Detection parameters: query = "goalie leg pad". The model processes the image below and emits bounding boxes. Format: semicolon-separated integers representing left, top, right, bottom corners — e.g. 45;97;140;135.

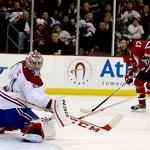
22;117;56;142
51;99;72;127
21;120;44;143
41;117;56;140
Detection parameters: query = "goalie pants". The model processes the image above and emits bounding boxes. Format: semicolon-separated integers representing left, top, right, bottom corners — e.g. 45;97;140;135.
0;108;39;130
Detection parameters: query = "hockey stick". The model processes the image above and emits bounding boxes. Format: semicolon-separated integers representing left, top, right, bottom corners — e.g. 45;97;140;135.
81;70;140;113
79;97;133;119
80;82;127;113
11;96;123;134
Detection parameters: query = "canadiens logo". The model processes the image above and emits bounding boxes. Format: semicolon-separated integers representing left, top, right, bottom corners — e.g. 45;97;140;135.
67;59;92;85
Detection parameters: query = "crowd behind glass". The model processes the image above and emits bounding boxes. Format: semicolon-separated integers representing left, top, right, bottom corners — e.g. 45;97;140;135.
0;0;149;56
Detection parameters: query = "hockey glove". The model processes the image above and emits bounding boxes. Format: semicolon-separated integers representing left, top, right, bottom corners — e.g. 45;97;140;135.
125;74;133;84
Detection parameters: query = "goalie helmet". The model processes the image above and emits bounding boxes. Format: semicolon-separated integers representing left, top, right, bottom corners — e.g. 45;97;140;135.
25;50;43;76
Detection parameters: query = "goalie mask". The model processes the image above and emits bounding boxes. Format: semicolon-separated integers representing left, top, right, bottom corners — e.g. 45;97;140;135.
25;50;43;76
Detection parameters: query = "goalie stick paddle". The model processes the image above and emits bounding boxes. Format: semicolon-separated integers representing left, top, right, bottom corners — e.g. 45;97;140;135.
70;113;123;133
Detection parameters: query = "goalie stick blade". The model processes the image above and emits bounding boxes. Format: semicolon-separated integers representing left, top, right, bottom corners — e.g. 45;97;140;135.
100;113;123;131
70;114;123;134
108;113;123;128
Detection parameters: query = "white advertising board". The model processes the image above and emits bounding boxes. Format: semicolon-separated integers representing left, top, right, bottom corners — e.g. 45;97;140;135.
64;56;134;89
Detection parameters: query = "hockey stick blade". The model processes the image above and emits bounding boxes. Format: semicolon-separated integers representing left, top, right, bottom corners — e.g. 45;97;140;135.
80;108;92;113
70;113;123;134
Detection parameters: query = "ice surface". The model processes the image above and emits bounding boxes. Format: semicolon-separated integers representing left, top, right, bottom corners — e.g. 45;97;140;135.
1;95;150;150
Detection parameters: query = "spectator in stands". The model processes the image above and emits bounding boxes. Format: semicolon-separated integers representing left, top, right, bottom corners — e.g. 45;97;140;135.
101;3;113;20
103;12;112;36
8;0;31;10
80;2;91;19
79;12;96;55
61;15;75;36
45;32;69;55
52;22;75;54
41;11;55;33
68;1;77;26
135;0;145;14
140;4;150;39
115;14;122;31
117;0;128;15
7;1;23;23
33;18;49;53
52;23;71;46
51;10;61;26
15;10;30;52
127;17;144;39
121;1;141;25
104;4;112;14
94;21;111;55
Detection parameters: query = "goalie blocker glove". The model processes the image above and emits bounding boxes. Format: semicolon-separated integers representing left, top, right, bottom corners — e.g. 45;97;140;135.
46;98;72;127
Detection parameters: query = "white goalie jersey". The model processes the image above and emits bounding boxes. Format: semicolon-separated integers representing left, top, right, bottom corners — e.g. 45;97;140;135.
0;62;50;109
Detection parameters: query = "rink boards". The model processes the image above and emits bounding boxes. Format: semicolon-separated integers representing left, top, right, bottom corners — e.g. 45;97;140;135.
0;54;136;96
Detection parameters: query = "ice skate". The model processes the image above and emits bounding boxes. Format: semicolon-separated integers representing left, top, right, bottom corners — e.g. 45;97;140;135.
131;94;146;111
131;104;146;110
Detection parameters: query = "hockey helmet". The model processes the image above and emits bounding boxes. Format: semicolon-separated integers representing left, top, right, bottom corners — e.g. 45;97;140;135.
116;35;132;50
25;50;43;76
117;35;131;45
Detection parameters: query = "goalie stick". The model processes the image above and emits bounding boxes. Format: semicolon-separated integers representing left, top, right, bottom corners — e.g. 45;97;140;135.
11;96;123;134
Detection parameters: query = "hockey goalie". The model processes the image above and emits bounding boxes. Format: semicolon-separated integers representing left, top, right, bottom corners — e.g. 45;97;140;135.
0;50;72;143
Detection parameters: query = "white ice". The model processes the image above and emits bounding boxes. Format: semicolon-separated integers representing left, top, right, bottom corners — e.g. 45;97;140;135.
1;95;150;150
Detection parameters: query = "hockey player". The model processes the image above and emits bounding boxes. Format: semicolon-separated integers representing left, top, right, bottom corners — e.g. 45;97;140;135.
0;50;72;142
117;36;150;110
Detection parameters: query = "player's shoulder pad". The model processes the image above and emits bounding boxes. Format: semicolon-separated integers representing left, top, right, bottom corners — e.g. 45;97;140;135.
22;63;43;86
